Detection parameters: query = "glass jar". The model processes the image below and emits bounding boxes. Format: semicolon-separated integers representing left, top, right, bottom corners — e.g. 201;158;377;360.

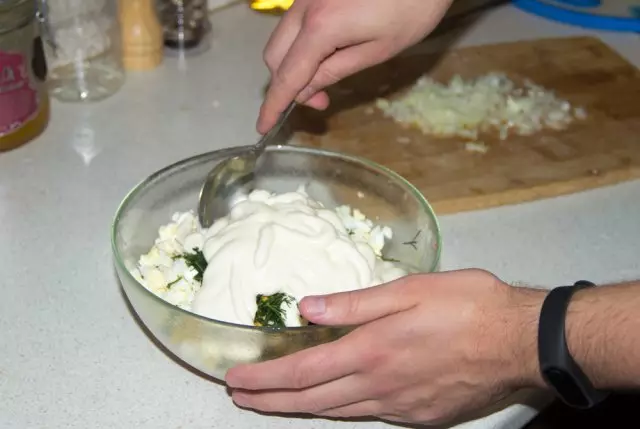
157;0;210;54
38;0;125;102
0;0;50;151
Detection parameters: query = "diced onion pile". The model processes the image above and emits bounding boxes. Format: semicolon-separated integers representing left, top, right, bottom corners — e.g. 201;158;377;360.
376;72;587;142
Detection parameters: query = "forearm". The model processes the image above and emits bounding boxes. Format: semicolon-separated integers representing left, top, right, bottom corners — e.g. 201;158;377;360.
513;280;640;391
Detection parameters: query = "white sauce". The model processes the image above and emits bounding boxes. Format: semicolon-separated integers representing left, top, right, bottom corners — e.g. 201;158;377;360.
133;187;407;327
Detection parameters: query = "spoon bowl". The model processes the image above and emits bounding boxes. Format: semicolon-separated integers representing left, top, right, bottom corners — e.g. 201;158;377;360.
198;102;296;228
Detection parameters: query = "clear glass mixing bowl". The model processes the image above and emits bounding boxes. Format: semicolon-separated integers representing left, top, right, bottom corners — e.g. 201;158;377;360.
111;145;441;380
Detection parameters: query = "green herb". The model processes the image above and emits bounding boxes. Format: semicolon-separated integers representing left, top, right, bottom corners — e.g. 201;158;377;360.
166;276;182;289
253;292;295;328
175;248;207;283
402;230;422;250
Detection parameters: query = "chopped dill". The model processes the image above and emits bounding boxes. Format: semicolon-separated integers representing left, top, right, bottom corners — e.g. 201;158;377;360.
175;248;207;283
402;230;422;250
253;292;295;328
166;276;182;289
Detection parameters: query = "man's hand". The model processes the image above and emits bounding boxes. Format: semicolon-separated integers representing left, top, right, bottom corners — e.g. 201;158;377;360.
257;0;454;134
226;269;546;425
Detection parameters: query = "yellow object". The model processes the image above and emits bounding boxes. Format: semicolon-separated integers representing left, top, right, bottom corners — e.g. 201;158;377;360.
0;96;49;152
250;0;294;11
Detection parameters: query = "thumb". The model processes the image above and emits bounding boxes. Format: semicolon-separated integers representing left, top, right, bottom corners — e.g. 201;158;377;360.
299;279;415;326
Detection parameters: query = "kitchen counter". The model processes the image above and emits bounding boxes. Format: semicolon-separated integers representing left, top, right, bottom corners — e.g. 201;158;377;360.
2;3;639;429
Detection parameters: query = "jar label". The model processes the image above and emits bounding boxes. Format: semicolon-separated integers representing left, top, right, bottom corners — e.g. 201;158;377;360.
0;52;39;137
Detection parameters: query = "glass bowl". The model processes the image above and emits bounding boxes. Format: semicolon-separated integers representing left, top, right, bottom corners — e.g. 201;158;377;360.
111;145;441;381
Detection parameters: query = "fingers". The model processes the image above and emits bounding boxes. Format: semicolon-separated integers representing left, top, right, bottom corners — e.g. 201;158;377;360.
258;41;390;133
318;400;382;419
225;336;359;391
299;90;330;110
299;278;417;325
257;26;339;133
231;374;377;414
298;41;391;102
262;2;305;76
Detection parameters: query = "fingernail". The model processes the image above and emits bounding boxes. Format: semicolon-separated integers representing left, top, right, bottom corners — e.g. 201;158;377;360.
302;296;326;316
232;392;249;407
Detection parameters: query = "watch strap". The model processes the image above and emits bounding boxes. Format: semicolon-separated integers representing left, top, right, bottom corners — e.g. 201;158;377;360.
538;280;609;409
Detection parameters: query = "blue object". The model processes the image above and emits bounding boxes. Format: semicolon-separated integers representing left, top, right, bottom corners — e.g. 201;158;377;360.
555;0;601;8
513;0;640;32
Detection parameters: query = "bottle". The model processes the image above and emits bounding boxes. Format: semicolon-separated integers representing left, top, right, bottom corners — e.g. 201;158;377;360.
119;0;164;70
157;0;210;54
39;0;126;102
0;0;50;151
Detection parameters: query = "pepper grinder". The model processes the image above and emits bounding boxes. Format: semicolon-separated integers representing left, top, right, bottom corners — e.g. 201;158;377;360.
119;0;164;70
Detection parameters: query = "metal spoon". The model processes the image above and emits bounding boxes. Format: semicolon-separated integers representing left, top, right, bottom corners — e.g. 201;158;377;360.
198;102;297;228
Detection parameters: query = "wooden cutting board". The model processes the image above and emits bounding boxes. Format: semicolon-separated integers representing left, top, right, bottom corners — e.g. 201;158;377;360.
289;36;640;214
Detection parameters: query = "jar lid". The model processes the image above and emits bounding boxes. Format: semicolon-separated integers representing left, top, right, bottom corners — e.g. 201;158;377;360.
0;0;34;33
0;0;29;7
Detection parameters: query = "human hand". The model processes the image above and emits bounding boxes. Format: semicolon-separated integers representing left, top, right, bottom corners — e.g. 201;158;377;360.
257;0;454;133
226;269;547;425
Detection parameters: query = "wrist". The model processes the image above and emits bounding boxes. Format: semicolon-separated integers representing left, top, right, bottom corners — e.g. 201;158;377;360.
503;285;547;389
504;281;638;395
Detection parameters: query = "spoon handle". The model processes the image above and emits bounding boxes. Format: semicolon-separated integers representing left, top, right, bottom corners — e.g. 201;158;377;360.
253;102;297;154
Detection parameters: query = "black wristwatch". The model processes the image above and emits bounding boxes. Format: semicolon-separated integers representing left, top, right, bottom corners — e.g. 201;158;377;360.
537;280;609;409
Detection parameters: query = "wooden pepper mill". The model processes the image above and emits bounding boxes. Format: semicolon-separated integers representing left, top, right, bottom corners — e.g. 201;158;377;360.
119;0;164;70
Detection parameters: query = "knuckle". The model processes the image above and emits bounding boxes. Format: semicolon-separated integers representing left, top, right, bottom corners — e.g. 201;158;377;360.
389;392;442;424
360;345;389;373
263;49;278;73
319;407;348;418
391;399;414;418
342;290;362;318
313;66;341;87
302;7;329;33
295;393;325;413
411;408;450;425
408;409;436;424
389;392;451;425
289;349;330;389
369;377;395;398
290;361;314;389
371;40;396;63
399;273;427;296
243;394;274;412
273;66;294;87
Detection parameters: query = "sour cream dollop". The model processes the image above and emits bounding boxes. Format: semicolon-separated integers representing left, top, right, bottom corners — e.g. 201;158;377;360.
134;187;407;327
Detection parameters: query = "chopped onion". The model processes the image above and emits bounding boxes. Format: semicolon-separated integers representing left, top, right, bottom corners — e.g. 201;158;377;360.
376;72;586;142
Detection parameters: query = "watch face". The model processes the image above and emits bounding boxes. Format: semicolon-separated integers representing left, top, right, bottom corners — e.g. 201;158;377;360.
545;368;590;408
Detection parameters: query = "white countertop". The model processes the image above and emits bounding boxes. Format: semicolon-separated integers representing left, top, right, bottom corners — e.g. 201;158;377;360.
2;3;640;429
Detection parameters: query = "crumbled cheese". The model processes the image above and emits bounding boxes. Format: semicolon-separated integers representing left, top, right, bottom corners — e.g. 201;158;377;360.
334;205;392;256
134;190;398;314
131;211;205;309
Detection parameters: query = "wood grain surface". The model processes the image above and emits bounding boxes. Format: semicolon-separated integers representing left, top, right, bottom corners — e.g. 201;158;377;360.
289;36;640;214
